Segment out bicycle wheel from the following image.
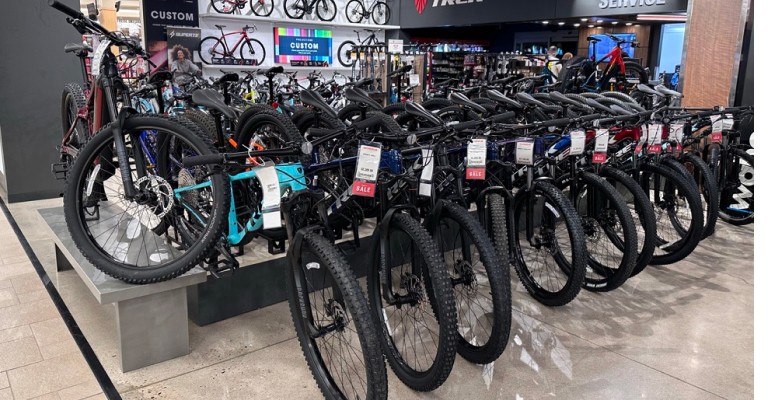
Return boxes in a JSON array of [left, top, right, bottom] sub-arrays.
[[719, 148, 754, 225], [511, 181, 587, 306], [283, 0, 306, 18], [63, 115, 229, 283], [622, 61, 649, 92], [344, 0, 364, 23], [61, 82, 90, 151], [481, 193, 511, 268], [556, 172, 637, 292], [287, 231, 387, 400], [238, 38, 266, 66], [639, 164, 704, 265], [600, 166, 656, 277], [337, 40, 356, 68], [211, 0, 238, 13], [249, 0, 274, 16], [236, 107, 305, 162], [179, 109, 217, 143], [676, 154, 719, 237], [368, 213, 458, 391], [371, 2, 390, 25], [316, 0, 337, 21], [199, 36, 226, 65], [431, 201, 510, 364]]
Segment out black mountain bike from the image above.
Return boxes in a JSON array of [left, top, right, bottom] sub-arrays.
[[338, 29, 385, 68], [209, 0, 275, 16], [284, 0, 337, 21], [345, 0, 390, 25]]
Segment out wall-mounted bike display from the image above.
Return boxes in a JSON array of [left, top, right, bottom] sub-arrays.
[[345, 0, 390, 25], [210, 0, 275, 16], [284, 0, 338, 21], [199, 25, 266, 66]]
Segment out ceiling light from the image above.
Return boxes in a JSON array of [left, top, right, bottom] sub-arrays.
[[597, 19, 604, 23], [626, 22, 633, 26], [597, 26, 604, 29], [557, 21, 565, 26], [542, 20, 549, 25], [574, 23, 581, 27], [637, 13, 687, 22], [581, 18, 588, 22], [612, 21, 619, 25], [588, 24, 594, 28]]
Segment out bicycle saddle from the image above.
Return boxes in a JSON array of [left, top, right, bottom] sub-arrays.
[[610, 104, 635, 116], [449, 92, 487, 115], [636, 83, 664, 96], [587, 35, 602, 43], [353, 78, 374, 88], [404, 101, 442, 126], [515, 92, 548, 108], [486, 89, 524, 109], [265, 66, 284, 76], [346, 87, 382, 110], [655, 85, 683, 98], [584, 98, 617, 115], [215, 73, 240, 85], [148, 70, 173, 85], [215, 24, 226, 29], [299, 90, 338, 117], [549, 91, 592, 111], [191, 89, 236, 120], [388, 65, 412, 78], [531, 93, 552, 103], [64, 43, 91, 55]]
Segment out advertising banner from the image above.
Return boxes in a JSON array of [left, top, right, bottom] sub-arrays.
[[142, 0, 199, 72], [274, 27, 332, 66], [167, 26, 202, 84]]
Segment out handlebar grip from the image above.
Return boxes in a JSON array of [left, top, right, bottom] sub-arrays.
[[490, 112, 517, 123], [306, 127, 340, 137], [451, 119, 483, 132], [578, 114, 603, 122], [49, 0, 83, 19], [352, 115, 388, 131], [182, 153, 225, 168], [539, 118, 572, 128]]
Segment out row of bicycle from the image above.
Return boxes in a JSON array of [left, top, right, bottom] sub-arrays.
[[50, 4, 752, 398]]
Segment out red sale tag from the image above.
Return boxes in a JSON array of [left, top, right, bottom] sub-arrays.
[[634, 144, 644, 155], [647, 144, 661, 154], [676, 143, 682, 153], [351, 181, 376, 197], [711, 132, 723, 143], [592, 153, 607, 163], [466, 168, 486, 180]]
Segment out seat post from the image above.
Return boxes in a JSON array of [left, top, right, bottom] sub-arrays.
[[209, 110, 225, 148]]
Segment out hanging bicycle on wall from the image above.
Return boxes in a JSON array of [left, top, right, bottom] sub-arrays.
[[199, 25, 266, 66], [209, 0, 275, 16], [284, 0, 338, 21], [345, 0, 391, 25]]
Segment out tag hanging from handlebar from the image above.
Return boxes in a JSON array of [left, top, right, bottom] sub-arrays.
[[710, 115, 724, 143], [646, 124, 663, 154], [419, 147, 435, 197], [570, 130, 586, 156], [592, 129, 609, 164], [466, 138, 487, 180], [351, 141, 382, 198], [515, 140, 535, 166]]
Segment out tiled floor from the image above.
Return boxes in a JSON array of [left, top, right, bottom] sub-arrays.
[[0, 203, 105, 400], [2, 198, 754, 399]]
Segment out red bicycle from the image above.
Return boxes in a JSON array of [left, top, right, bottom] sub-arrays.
[[199, 25, 266, 66], [560, 33, 648, 94]]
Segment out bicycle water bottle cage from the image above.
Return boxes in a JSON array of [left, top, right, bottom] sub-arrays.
[[299, 90, 338, 117], [346, 87, 382, 110], [448, 92, 487, 115]]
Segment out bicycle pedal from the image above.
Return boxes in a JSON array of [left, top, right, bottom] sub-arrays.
[[205, 241, 240, 278], [51, 163, 69, 181]]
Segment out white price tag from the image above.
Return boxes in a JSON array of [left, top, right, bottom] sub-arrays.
[[352, 142, 382, 197], [723, 115, 735, 130], [466, 138, 487, 180], [409, 73, 420, 86], [710, 116, 724, 133], [255, 167, 282, 229], [594, 129, 609, 152], [515, 141, 535, 165], [670, 123, 685, 142], [640, 125, 649, 144], [649, 124, 663, 145], [388, 39, 404, 54], [91, 39, 110, 76], [570, 130, 586, 156], [419, 147, 434, 197]]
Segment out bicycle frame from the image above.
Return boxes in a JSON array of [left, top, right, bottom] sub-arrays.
[[212, 30, 251, 58]]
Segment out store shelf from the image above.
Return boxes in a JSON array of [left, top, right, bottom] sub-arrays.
[[199, 13, 400, 30]]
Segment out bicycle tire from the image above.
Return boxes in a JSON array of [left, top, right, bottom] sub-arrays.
[[371, 2, 390, 25], [211, 0, 238, 13], [249, 0, 274, 16], [61, 82, 90, 150], [235, 107, 306, 162], [381, 102, 406, 119], [368, 213, 458, 392], [337, 40, 357, 68], [600, 166, 656, 277], [63, 114, 229, 284], [179, 109, 217, 143], [482, 193, 511, 268], [344, 0, 364, 23], [639, 163, 704, 265], [316, 0, 337, 21], [718, 148, 754, 225], [239, 38, 266, 66], [511, 180, 587, 306], [422, 98, 454, 111], [678, 153, 719, 237], [431, 201, 511, 364], [283, 0, 306, 18], [660, 157, 708, 237], [199, 36, 226, 65], [556, 172, 637, 292]]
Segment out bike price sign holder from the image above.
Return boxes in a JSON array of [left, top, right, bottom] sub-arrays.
[[352, 141, 382, 197], [647, 124, 663, 154], [570, 129, 586, 157], [592, 129, 609, 164], [419, 147, 435, 197], [466, 138, 487, 180], [670, 123, 685, 154]]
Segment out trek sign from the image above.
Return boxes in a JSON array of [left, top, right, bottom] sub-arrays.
[[414, 0, 484, 14]]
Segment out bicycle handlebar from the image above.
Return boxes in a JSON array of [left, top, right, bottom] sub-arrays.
[[50, 0, 82, 19]]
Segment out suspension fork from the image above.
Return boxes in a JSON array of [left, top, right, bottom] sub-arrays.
[[525, 166, 537, 246]]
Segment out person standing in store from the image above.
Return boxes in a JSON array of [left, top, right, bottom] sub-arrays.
[[546, 46, 562, 82]]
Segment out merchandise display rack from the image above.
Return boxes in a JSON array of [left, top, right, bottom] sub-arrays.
[[199, 12, 400, 30]]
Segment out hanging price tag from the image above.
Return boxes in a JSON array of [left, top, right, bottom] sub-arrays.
[[723, 114, 735, 130], [351, 142, 382, 197], [419, 147, 434, 197], [592, 129, 609, 164], [710, 116, 723, 143], [570, 130, 586, 156], [515, 141, 535, 166], [670, 123, 685, 143], [91, 39, 111, 76], [647, 124, 663, 154], [466, 138, 487, 180], [255, 167, 282, 229]]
